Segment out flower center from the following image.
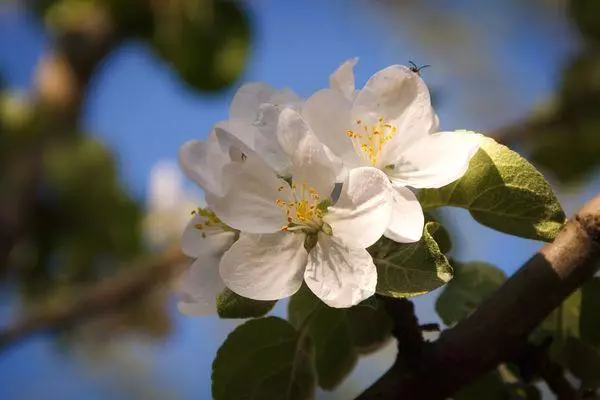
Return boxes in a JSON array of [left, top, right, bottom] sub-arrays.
[[275, 182, 328, 233], [346, 117, 397, 166], [191, 208, 234, 238]]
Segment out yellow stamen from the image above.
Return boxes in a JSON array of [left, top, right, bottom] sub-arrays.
[[275, 182, 327, 233], [345, 115, 397, 165], [190, 207, 235, 236]]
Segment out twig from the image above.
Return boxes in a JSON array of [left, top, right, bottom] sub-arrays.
[[0, 246, 188, 351], [357, 194, 600, 399], [378, 296, 424, 370], [419, 323, 440, 332]]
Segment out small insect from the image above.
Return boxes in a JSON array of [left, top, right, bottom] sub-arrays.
[[241, 152, 247, 161], [408, 61, 430, 76]]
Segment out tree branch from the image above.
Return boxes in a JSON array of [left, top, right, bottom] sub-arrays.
[[358, 194, 600, 399], [0, 246, 188, 352], [378, 296, 424, 369]]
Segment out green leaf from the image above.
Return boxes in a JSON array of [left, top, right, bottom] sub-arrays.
[[454, 366, 540, 400], [531, 290, 581, 367], [288, 286, 357, 390], [216, 288, 276, 319], [454, 371, 507, 400], [435, 261, 507, 326], [212, 317, 316, 400], [419, 136, 566, 242], [535, 290, 581, 343], [425, 212, 452, 254], [569, 0, 600, 42], [530, 289, 600, 391], [370, 221, 453, 298], [564, 337, 600, 389], [346, 298, 393, 354], [580, 278, 600, 347]]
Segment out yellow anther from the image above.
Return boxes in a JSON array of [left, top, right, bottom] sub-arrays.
[[191, 208, 234, 236], [276, 181, 326, 233], [346, 116, 397, 165]]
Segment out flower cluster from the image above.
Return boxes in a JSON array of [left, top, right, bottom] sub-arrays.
[[177, 59, 481, 314]]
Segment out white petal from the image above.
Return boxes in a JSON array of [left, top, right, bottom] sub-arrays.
[[388, 131, 482, 189], [354, 65, 430, 122], [330, 58, 358, 101], [384, 186, 424, 243], [230, 82, 276, 123], [269, 87, 301, 105], [214, 119, 260, 156], [177, 255, 226, 316], [253, 89, 302, 171], [304, 234, 377, 308], [181, 215, 236, 257], [255, 88, 301, 143], [277, 108, 309, 157], [219, 233, 308, 301], [185, 125, 268, 196], [324, 167, 393, 248], [217, 118, 291, 178], [292, 128, 341, 198], [206, 146, 287, 233], [353, 65, 437, 166], [178, 133, 228, 197], [302, 89, 362, 166]]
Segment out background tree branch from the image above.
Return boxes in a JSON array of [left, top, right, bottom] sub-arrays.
[[358, 194, 600, 399], [0, 246, 188, 351]]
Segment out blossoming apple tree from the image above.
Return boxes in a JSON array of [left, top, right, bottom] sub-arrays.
[[177, 60, 597, 399]]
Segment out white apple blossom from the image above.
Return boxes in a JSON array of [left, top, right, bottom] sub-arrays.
[[179, 124, 251, 199], [177, 208, 237, 315], [303, 59, 481, 243], [207, 111, 393, 308], [177, 80, 300, 315], [143, 160, 202, 249], [216, 82, 302, 178], [177, 82, 304, 315], [178, 127, 250, 315]]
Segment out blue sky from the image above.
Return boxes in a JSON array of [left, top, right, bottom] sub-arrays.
[[0, 1, 595, 398]]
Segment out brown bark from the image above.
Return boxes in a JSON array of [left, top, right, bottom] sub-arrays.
[[358, 195, 600, 399]]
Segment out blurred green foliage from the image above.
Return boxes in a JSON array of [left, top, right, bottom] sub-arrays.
[[569, 0, 600, 44], [435, 261, 507, 326], [3, 0, 600, 396], [519, 0, 600, 184], [454, 366, 541, 400], [151, 0, 251, 92], [2, 0, 253, 344], [30, 0, 251, 92]]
